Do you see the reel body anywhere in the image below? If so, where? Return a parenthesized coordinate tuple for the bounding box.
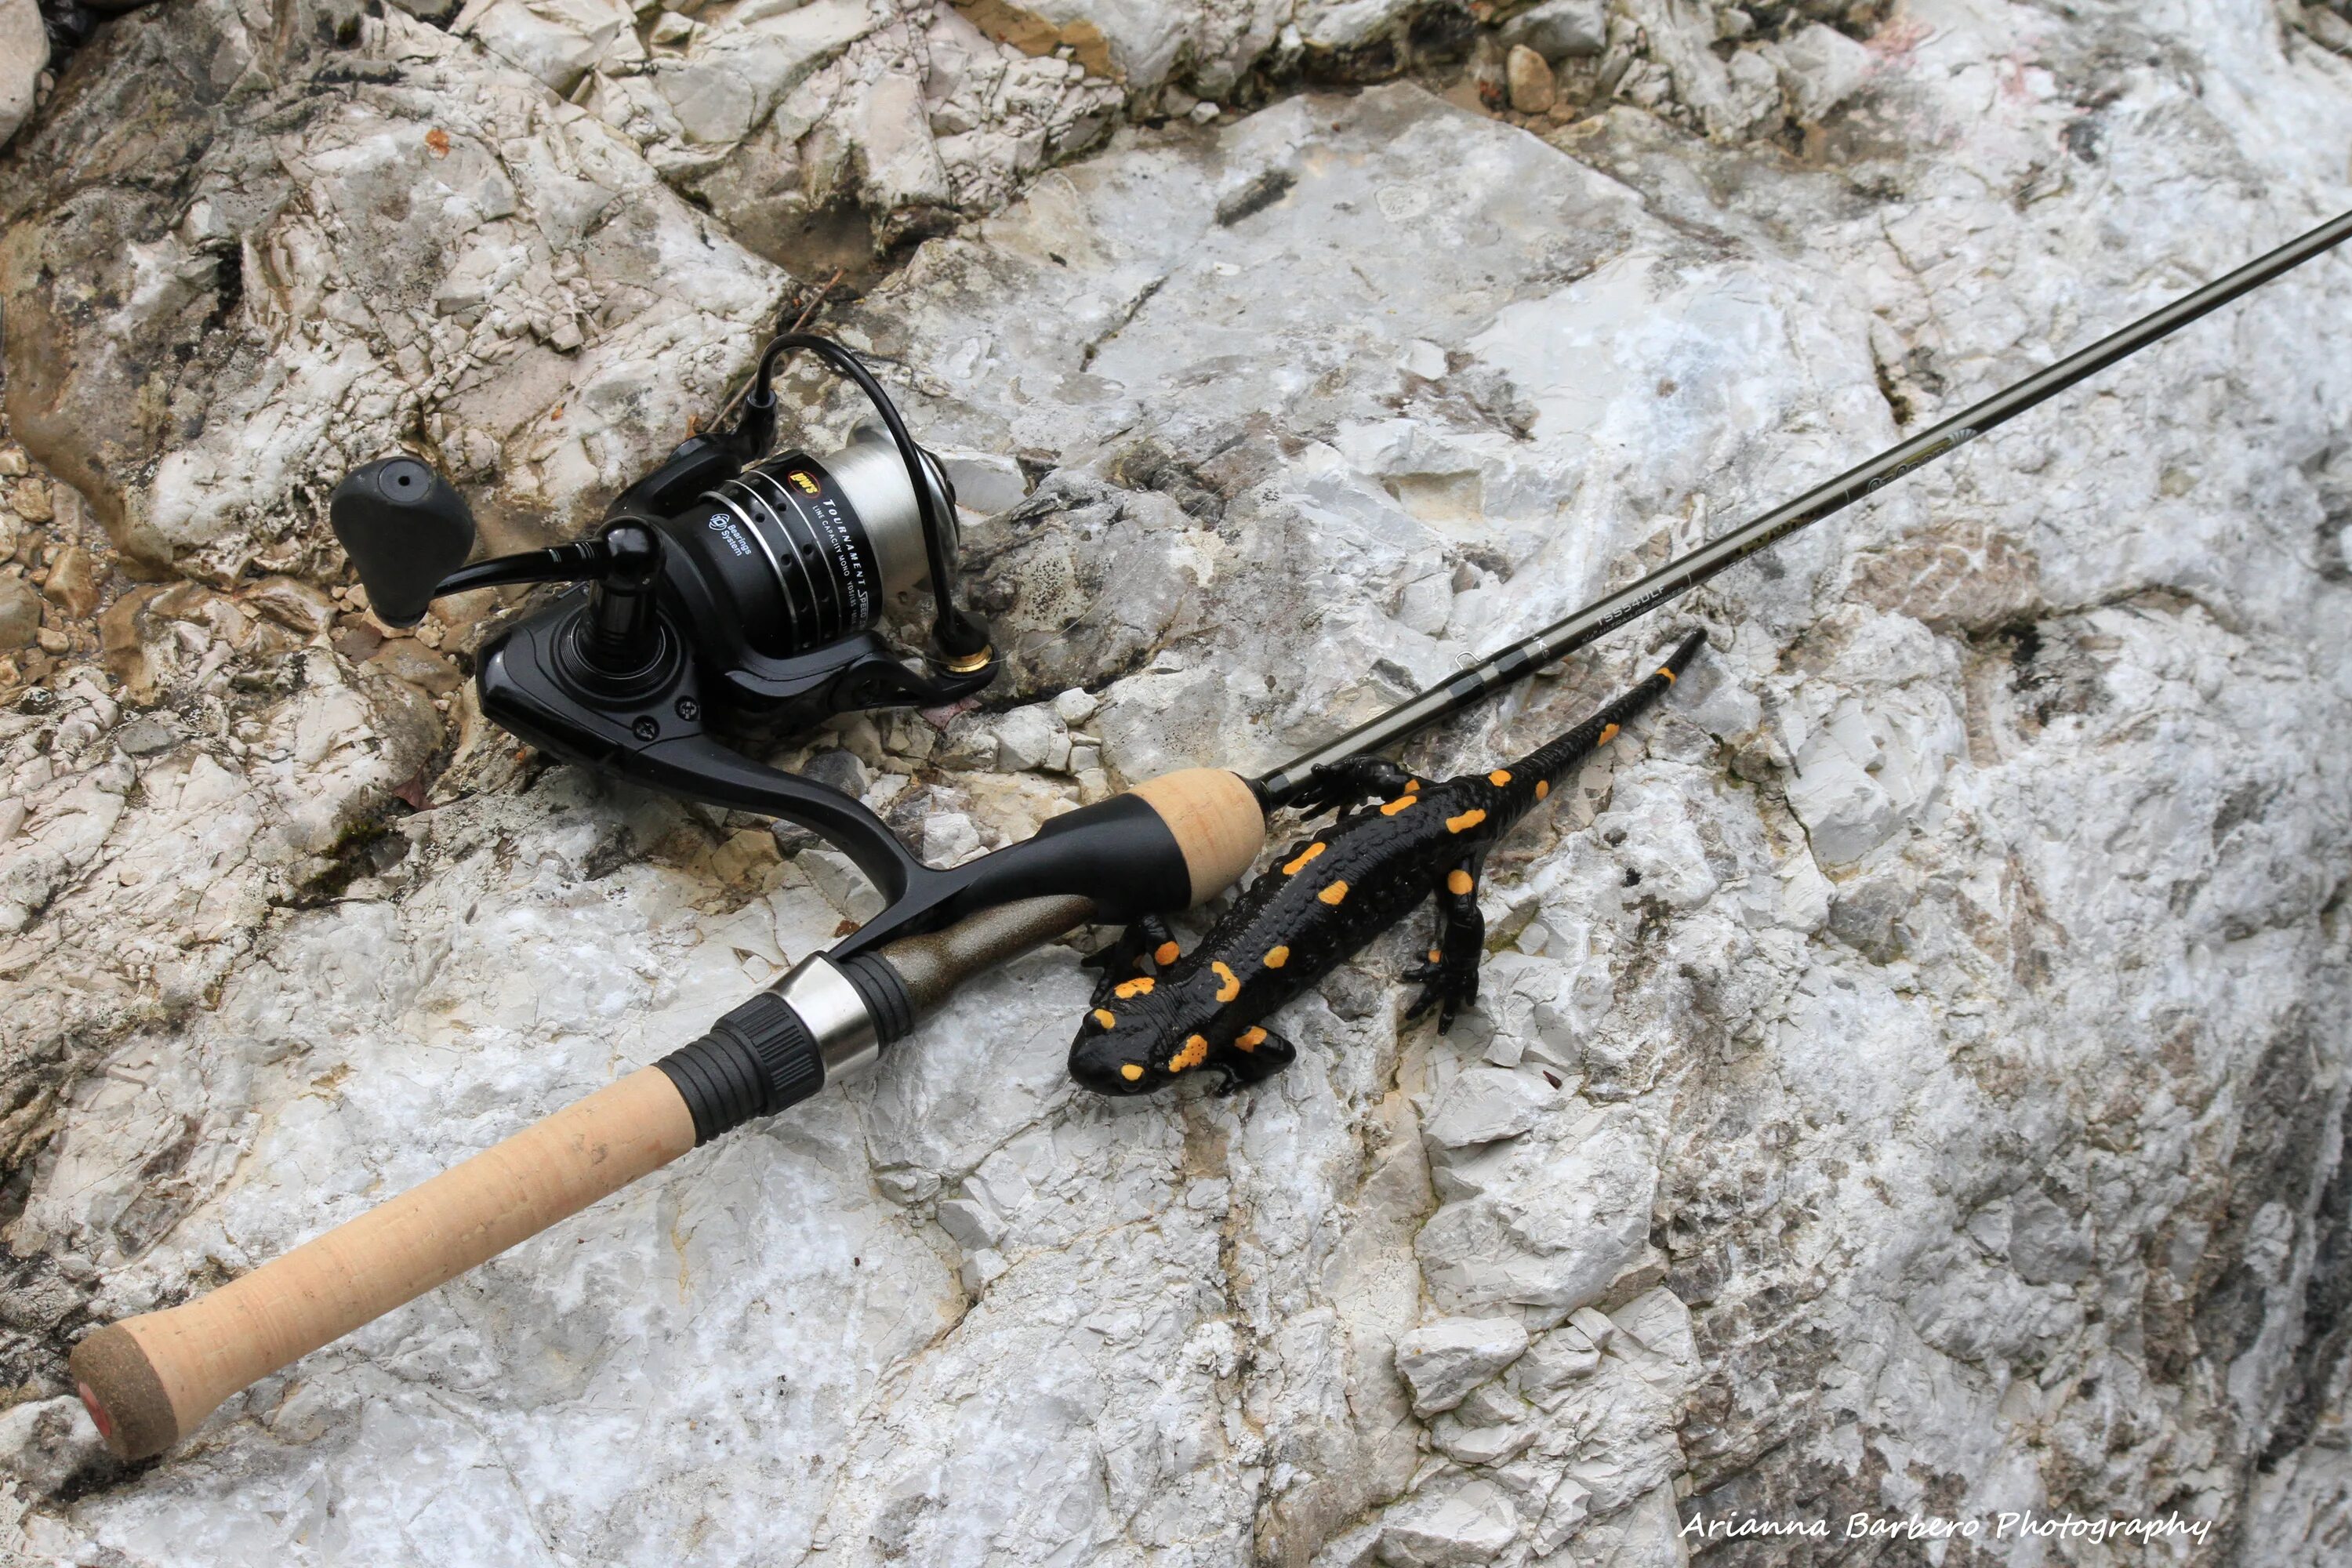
(329, 333, 1224, 951)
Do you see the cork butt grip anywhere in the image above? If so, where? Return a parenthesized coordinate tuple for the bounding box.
(1127, 768, 1265, 906)
(72, 1066, 698, 1462)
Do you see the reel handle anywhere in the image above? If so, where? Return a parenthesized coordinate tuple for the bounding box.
(328, 459, 477, 626)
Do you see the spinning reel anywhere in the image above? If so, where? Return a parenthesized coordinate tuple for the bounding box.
(331, 335, 1005, 905)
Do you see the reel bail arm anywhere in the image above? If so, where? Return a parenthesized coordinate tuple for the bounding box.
(749, 332, 993, 670)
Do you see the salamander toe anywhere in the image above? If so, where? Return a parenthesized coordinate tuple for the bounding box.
(1208, 1025, 1298, 1094)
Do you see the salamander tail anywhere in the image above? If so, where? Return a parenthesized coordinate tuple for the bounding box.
(1660, 627, 1708, 681)
(1513, 630, 1708, 792)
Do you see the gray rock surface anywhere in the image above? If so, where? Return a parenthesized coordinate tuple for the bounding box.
(1501, 0, 1607, 62)
(0, 2, 2350, 1566)
(0, 0, 43, 151)
(1394, 1316, 1530, 1418)
(2, 1, 785, 573)
(0, 1398, 107, 1499)
(0, 577, 39, 653)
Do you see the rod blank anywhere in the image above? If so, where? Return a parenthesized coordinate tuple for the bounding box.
(1257, 207, 2352, 804)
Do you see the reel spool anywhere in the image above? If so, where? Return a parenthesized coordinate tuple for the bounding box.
(674, 432, 955, 663)
(648, 428, 980, 726)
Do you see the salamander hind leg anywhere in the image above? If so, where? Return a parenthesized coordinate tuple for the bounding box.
(1403, 855, 1486, 1033)
(1288, 757, 1421, 821)
(1208, 1024, 1298, 1094)
(1083, 914, 1180, 1004)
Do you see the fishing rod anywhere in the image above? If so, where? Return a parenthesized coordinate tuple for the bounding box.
(70, 209, 2352, 1462)
(1265, 205, 2352, 802)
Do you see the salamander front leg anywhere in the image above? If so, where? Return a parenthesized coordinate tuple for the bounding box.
(1403, 855, 1486, 1032)
(1083, 914, 1180, 1004)
(1208, 1023, 1298, 1094)
(1288, 757, 1422, 820)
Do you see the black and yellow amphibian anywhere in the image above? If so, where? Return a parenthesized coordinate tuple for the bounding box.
(1068, 630, 1708, 1095)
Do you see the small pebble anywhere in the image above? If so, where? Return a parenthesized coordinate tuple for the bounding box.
(1507, 45, 1557, 115)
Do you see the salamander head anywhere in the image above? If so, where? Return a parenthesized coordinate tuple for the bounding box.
(1068, 998, 1189, 1097)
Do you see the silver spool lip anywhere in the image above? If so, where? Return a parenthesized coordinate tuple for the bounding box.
(815, 425, 954, 600)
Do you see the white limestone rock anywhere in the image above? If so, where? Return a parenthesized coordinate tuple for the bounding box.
(989, 703, 1058, 771)
(920, 809, 985, 864)
(572, 0, 1125, 256)
(1769, 20, 1875, 124)
(1393, 1316, 1530, 1418)
(1374, 1477, 1520, 1567)
(0, 0, 44, 151)
(1419, 1065, 1556, 1149)
(1512, 1322, 1602, 1406)
(4, 5, 2352, 1566)
(1600, 0, 1786, 142)
(456, 0, 645, 96)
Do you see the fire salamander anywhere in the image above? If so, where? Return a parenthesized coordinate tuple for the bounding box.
(1069, 630, 1708, 1095)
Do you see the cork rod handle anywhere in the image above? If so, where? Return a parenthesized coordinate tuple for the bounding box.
(1127, 767, 1265, 906)
(68, 770, 1266, 1465)
(71, 1066, 699, 1461)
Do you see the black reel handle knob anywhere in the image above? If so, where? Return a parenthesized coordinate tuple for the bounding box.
(330, 458, 477, 626)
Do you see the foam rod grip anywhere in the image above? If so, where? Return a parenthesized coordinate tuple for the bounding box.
(71, 1067, 698, 1461)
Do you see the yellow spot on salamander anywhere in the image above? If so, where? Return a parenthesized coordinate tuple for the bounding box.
(1489, 770, 1512, 786)
(1212, 961, 1241, 1002)
(1319, 880, 1349, 906)
(1113, 976, 1155, 999)
(1380, 795, 1417, 815)
(1535, 780, 1549, 800)
(1446, 809, 1486, 833)
(1154, 940, 1181, 967)
(1447, 869, 1474, 895)
(1093, 1009, 1116, 1029)
(1598, 723, 1620, 746)
(1428, 948, 1443, 963)
(1283, 842, 1328, 876)
(1171, 1034, 1209, 1072)
(1265, 945, 1290, 968)
(1657, 666, 1675, 684)
(1236, 1026, 1268, 1051)
(1120, 1063, 1145, 1082)
(1405, 778, 1421, 791)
